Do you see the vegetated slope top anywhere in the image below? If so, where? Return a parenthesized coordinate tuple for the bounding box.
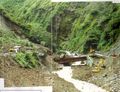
(0, 1, 120, 53)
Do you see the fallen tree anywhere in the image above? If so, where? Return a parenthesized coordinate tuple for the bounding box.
(54, 53, 107, 64)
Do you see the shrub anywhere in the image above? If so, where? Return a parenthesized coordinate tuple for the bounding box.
(15, 52, 39, 68)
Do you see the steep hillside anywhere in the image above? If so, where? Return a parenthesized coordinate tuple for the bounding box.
(54, 3, 120, 53)
(0, 0, 58, 47)
(0, 14, 32, 49)
(0, 1, 120, 92)
(1, 1, 120, 53)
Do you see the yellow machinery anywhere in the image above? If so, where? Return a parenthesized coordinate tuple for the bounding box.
(92, 58, 105, 73)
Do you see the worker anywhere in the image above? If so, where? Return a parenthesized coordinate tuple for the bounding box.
(86, 55, 93, 67)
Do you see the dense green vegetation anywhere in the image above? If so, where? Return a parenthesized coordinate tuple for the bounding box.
(56, 3, 120, 53)
(0, 29, 32, 47)
(0, 27, 40, 67)
(0, 28, 43, 68)
(15, 52, 39, 68)
(0, 1, 120, 53)
(0, 0, 55, 46)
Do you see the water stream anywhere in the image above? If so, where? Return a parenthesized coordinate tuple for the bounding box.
(53, 66, 108, 92)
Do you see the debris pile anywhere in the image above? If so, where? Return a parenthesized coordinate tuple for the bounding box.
(54, 51, 107, 73)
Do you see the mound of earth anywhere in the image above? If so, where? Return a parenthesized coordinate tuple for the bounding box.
(0, 55, 53, 87)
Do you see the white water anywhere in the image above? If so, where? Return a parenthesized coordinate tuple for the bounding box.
(53, 66, 108, 92)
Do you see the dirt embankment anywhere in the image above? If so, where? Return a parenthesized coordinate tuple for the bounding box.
(0, 54, 80, 92)
(0, 53, 53, 86)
